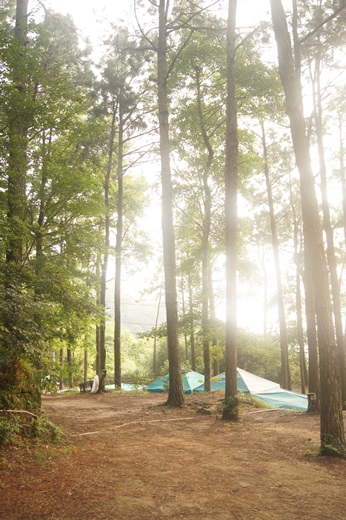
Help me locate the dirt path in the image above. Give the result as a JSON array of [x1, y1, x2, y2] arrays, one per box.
[[1, 392, 346, 519]]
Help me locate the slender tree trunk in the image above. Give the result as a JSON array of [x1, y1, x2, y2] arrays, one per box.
[[114, 105, 124, 389], [84, 350, 88, 384], [59, 348, 64, 391], [303, 266, 319, 401], [296, 263, 307, 393], [201, 255, 210, 378], [99, 276, 107, 392], [209, 268, 220, 376], [289, 179, 308, 394], [35, 130, 48, 284], [261, 121, 291, 389], [95, 250, 102, 378], [158, 0, 184, 406], [188, 273, 196, 371], [99, 106, 117, 392], [259, 245, 268, 336], [5, 0, 29, 306], [195, 67, 213, 392], [180, 277, 189, 362], [313, 50, 346, 407], [6, 0, 29, 268], [67, 348, 73, 389], [292, 0, 318, 402], [153, 287, 162, 375], [294, 238, 307, 394], [340, 114, 346, 244], [339, 113, 346, 406], [270, 0, 345, 456], [223, 0, 239, 421]]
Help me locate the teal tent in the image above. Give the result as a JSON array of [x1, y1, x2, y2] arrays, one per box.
[[194, 368, 308, 412], [147, 371, 205, 395], [194, 368, 280, 394], [253, 389, 308, 412]]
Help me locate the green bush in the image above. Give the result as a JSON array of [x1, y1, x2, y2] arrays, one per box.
[[0, 416, 21, 445], [0, 358, 41, 414], [30, 414, 63, 444], [0, 413, 63, 446]]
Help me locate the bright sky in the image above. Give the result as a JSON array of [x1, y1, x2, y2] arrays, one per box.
[[42, 0, 276, 48]]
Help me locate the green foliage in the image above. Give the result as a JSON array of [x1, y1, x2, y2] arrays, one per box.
[[0, 7, 106, 402], [104, 326, 156, 382], [0, 416, 21, 445], [238, 392, 270, 410], [237, 330, 281, 383], [29, 414, 63, 444], [0, 271, 47, 363], [304, 439, 320, 457], [0, 412, 63, 447], [0, 357, 41, 414], [138, 323, 168, 340], [320, 436, 346, 459]]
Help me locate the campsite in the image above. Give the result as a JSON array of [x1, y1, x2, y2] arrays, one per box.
[[1, 3, 346, 518], [147, 369, 309, 411], [1, 390, 346, 520]]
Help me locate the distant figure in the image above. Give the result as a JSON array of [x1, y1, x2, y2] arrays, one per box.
[[91, 374, 99, 394]]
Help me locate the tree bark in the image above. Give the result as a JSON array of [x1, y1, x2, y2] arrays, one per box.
[[99, 105, 117, 392], [35, 129, 52, 286], [290, 191, 307, 393], [67, 348, 73, 389], [158, 0, 184, 407], [114, 103, 124, 389], [188, 273, 196, 371], [209, 268, 220, 376], [313, 50, 346, 407], [84, 350, 88, 385], [180, 276, 189, 362], [223, 0, 239, 421], [95, 255, 101, 377], [270, 0, 345, 456], [195, 67, 213, 392], [261, 121, 291, 390], [6, 0, 29, 267], [292, 0, 318, 402], [339, 114, 346, 245], [153, 287, 162, 375], [59, 348, 64, 391], [303, 266, 319, 401]]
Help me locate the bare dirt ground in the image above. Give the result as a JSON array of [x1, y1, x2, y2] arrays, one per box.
[[1, 391, 346, 520]]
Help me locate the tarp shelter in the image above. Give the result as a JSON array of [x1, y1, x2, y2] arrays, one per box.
[[194, 368, 280, 394], [147, 371, 205, 395], [194, 368, 308, 412], [253, 388, 308, 412]]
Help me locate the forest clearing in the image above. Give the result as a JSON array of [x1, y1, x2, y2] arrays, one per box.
[[1, 391, 346, 520], [2, 0, 346, 495]]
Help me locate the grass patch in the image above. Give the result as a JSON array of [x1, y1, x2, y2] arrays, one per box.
[[34, 444, 70, 464], [304, 440, 320, 457], [238, 392, 272, 409]]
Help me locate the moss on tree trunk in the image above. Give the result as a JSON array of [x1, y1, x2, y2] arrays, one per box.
[[0, 358, 41, 415]]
